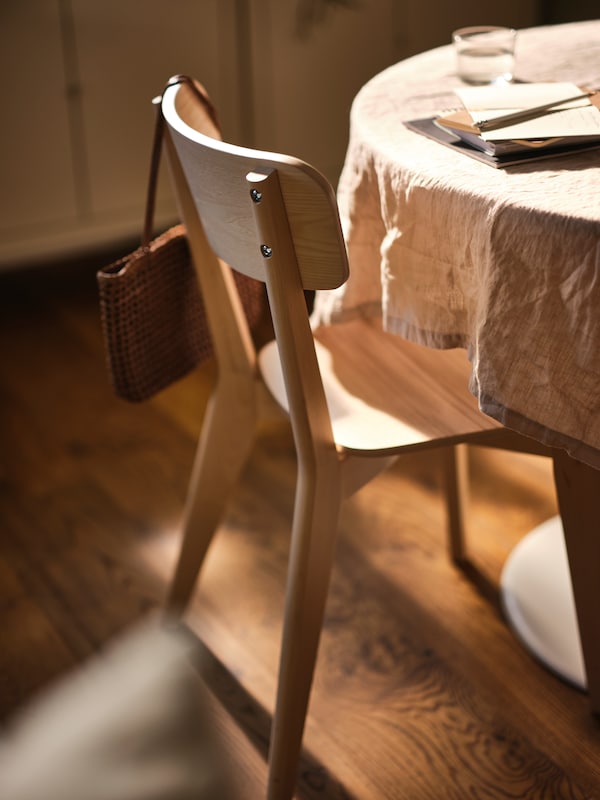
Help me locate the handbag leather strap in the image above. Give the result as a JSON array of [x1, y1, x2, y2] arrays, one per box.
[[142, 75, 220, 248]]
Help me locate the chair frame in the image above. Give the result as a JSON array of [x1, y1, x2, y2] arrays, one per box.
[[161, 80, 550, 800]]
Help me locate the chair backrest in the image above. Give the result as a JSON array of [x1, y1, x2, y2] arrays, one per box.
[[161, 79, 349, 461], [161, 81, 349, 290]]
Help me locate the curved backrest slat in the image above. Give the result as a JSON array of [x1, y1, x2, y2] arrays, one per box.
[[161, 81, 349, 291]]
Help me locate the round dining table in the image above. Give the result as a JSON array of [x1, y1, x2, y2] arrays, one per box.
[[314, 20, 600, 706]]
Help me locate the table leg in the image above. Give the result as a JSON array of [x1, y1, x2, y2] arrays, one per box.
[[501, 515, 585, 689], [553, 450, 600, 715]]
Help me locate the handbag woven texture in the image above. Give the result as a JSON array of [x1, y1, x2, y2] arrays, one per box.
[[97, 76, 264, 403]]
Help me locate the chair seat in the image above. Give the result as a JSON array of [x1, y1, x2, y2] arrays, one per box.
[[258, 315, 503, 454]]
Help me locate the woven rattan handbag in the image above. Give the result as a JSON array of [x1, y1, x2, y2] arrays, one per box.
[[97, 76, 264, 402]]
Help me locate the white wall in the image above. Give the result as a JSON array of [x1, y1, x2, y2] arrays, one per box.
[[0, 0, 541, 268]]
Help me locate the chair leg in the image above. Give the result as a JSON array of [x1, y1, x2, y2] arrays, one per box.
[[442, 444, 470, 563], [165, 377, 258, 616], [266, 458, 342, 800]]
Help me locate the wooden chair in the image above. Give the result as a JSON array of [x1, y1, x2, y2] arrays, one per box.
[[160, 78, 544, 800]]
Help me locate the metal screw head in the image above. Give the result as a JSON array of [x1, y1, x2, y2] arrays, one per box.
[[260, 244, 273, 258], [250, 188, 262, 203]]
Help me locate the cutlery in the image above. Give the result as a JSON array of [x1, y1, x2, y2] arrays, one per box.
[[476, 90, 596, 131]]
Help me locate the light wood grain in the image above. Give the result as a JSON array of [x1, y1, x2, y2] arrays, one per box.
[[161, 81, 562, 800]]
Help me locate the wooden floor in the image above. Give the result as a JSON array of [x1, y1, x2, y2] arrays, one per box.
[[1, 257, 600, 799]]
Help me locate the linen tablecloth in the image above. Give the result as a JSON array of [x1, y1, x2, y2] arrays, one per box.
[[314, 20, 600, 468]]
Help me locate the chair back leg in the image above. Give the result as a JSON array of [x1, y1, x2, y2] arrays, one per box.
[[166, 374, 259, 615], [267, 453, 342, 800]]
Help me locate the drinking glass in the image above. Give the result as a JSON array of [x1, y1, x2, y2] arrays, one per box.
[[453, 26, 517, 85]]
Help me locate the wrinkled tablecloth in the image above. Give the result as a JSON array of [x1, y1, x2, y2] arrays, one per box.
[[314, 20, 600, 468]]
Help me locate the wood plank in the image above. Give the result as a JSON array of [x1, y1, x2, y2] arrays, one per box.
[[0, 552, 78, 716], [1, 264, 599, 799]]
